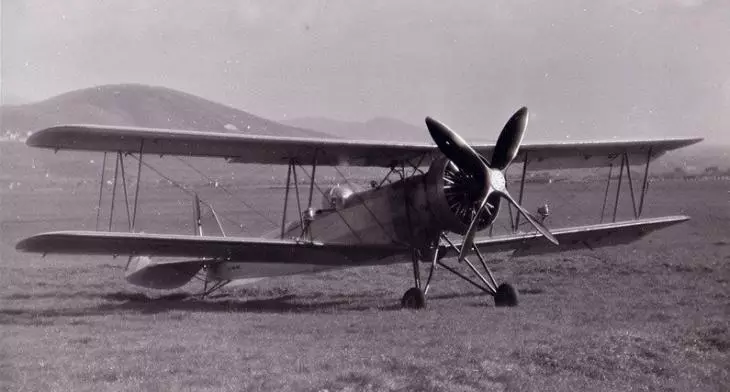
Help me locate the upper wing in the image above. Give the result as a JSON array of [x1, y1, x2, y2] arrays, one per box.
[[440, 215, 689, 258], [16, 231, 409, 266], [26, 124, 701, 169], [507, 139, 702, 170]]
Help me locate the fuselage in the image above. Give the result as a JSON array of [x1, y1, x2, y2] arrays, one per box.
[[282, 174, 435, 247], [207, 158, 501, 281], [207, 174, 438, 281]]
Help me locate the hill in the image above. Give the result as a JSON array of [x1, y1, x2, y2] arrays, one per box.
[[0, 84, 329, 141], [283, 116, 428, 142]]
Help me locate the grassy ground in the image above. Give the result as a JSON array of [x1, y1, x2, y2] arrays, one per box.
[[1, 144, 728, 391]]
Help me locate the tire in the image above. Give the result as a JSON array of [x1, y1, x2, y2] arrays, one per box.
[[494, 283, 518, 307], [401, 287, 426, 309]]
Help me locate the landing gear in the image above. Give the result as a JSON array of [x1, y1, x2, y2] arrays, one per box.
[[399, 215, 523, 308], [400, 234, 522, 308], [401, 287, 426, 309], [401, 247, 436, 310], [192, 263, 231, 298], [494, 283, 518, 307]]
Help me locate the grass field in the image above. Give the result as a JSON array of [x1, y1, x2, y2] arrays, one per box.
[[1, 143, 728, 391]]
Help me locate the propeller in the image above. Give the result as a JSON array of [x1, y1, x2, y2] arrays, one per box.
[[425, 107, 558, 263]]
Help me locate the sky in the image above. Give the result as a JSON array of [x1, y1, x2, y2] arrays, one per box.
[[2, 0, 729, 143]]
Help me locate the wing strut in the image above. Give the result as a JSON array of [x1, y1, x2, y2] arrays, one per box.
[[297, 163, 364, 243], [623, 152, 638, 218], [612, 151, 625, 222], [118, 152, 133, 230], [94, 144, 145, 233], [95, 152, 108, 230], [600, 163, 614, 223], [290, 160, 305, 231], [599, 147, 654, 223], [131, 140, 144, 230], [306, 151, 318, 210], [281, 163, 293, 239], [278, 159, 365, 244], [513, 151, 529, 230], [108, 150, 120, 231], [638, 147, 653, 217]]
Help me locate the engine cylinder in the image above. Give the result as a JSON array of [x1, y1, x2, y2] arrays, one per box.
[[425, 157, 500, 235]]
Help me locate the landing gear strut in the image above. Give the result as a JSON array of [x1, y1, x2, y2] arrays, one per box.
[[401, 235, 521, 309], [401, 246, 439, 309], [192, 263, 231, 298], [402, 248, 429, 309]]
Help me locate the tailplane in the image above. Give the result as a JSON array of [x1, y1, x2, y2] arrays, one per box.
[[125, 256, 204, 289]]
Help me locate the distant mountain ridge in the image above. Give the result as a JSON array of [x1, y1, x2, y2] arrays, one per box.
[[283, 116, 430, 142], [1, 84, 440, 142], [0, 84, 330, 141], [2, 84, 725, 173]]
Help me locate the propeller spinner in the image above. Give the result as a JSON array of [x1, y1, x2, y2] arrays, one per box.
[[425, 107, 559, 262]]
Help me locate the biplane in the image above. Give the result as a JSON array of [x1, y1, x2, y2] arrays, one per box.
[[15, 107, 702, 308]]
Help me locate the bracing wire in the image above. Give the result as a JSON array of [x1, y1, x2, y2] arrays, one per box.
[[332, 165, 397, 243], [173, 157, 278, 227], [126, 154, 274, 233]]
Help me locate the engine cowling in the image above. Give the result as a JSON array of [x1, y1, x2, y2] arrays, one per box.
[[425, 157, 501, 235]]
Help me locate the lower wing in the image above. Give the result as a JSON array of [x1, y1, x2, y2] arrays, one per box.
[[17, 216, 687, 265], [441, 215, 689, 258], [16, 232, 409, 266]]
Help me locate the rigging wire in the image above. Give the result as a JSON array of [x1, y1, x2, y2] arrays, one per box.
[[296, 164, 364, 243], [173, 157, 278, 227], [332, 165, 398, 243], [125, 154, 273, 233]]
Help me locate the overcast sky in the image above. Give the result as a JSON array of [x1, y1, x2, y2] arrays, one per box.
[[2, 1, 729, 143]]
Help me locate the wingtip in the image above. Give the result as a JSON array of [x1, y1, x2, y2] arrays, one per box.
[[15, 236, 33, 252], [14, 232, 61, 253], [687, 137, 704, 146], [24, 125, 69, 148], [25, 129, 43, 148]]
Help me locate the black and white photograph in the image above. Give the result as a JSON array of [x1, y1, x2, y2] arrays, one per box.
[[1, 1, 728, 391]]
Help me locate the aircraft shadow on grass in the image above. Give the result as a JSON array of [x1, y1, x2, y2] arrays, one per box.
[[0, 290, 485, 323]]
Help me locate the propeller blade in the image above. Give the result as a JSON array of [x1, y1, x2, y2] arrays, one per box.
[[457, 193, 491, 263], [491, 107, 529, 170], [499, 191, 559, 246], [425, 117, 488, 187]]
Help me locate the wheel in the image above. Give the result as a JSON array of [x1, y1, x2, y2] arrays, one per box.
[[494, 283, 518, 307], [401, 287, 426, 309]]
